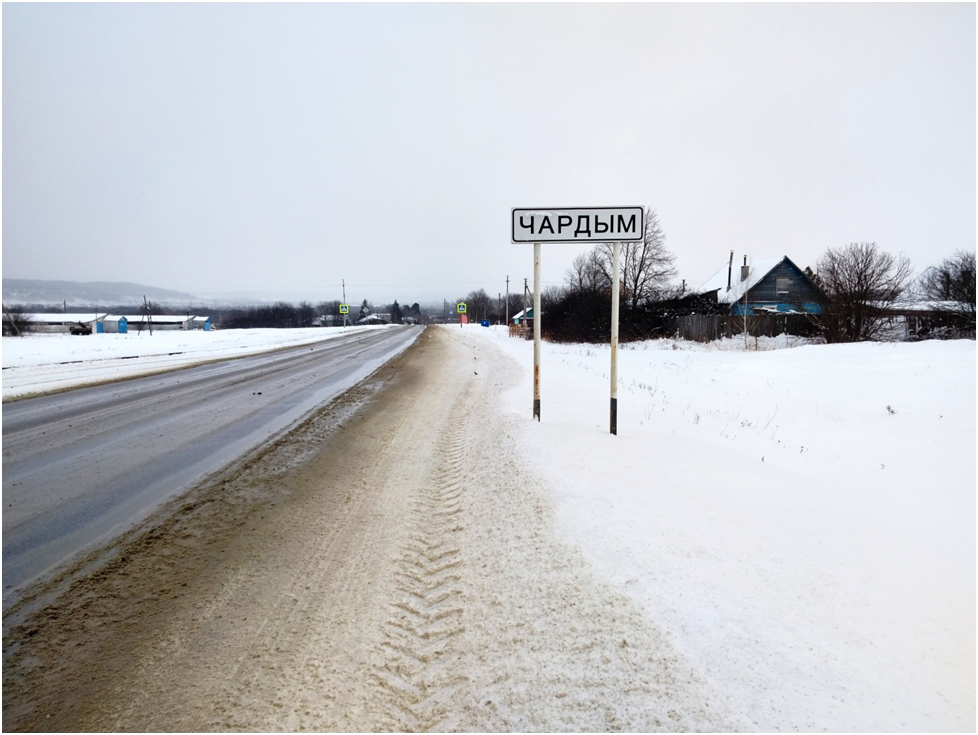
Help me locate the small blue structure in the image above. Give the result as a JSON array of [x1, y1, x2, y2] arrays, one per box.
[[102, 316, 128, 334]]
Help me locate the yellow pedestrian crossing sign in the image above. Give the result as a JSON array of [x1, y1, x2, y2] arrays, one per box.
[[457, 303, 467, 314], [339, 304, 349, 314]]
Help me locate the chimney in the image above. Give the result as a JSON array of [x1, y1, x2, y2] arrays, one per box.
[[741, 255, 749, 282], [726, 251, 734, 291]]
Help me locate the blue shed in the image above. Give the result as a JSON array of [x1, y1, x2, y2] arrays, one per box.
[[102, 316, 128, 334]]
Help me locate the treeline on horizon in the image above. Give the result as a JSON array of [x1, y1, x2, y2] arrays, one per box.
[[5, 298, 434, 330], [217, 299, 427, 329]]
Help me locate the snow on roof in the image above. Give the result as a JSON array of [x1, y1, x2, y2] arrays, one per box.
[[697, 257, 785, 304], [121, 314, 193, 324], [26, 313, 104, 323]]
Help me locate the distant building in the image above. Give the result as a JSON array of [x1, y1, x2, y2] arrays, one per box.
[[25, 313, 213, 334], [27, 313, 104, 334], [101, 315, 128, 334], [697, 255, 828, 315]]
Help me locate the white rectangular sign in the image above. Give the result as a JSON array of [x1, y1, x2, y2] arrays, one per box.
[[511, 206, 644, 243]]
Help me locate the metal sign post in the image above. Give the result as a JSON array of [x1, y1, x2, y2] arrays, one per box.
[[533, 242, 541, 421], [512, 206, 643, 433], [610, 240, 621, 435]]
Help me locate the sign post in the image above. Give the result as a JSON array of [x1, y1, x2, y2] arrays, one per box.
[[610, 241, 620, 435], [512, 206, 643, 432], [533, 241, 541, 420]]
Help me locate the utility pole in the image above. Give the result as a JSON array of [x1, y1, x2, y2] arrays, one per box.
[[142, 295, 153, 336], [505, 275, 510, 329]]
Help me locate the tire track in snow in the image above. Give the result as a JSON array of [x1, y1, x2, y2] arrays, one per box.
[[373, 399, 469, 731]]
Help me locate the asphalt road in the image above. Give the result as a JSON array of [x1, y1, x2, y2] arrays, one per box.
[[1, 325, 420, 608]]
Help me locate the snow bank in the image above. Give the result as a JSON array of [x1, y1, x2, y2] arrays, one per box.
[[462, 325, 975, 732]]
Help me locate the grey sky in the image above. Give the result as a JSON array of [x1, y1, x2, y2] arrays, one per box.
[[3, 3, 974, 305]]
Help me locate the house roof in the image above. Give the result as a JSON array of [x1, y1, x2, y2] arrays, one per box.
[[27, 313, 105, 323], [121, 315, 193, 324], [697, 257, 787, 304]]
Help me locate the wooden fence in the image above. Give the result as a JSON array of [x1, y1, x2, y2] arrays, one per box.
[[668, 313, 820, 342]]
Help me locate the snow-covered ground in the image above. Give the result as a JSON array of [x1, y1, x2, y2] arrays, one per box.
[[3, 326, 974, 730], [466, 326, 975, 732], [0, 326, 385, 400]]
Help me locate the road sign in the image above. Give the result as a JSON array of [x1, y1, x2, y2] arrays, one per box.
[[511, 206, 645, 243], [457, 303, 467, 314], [514, 205, 643, 433], [339, 304, 349, 314]]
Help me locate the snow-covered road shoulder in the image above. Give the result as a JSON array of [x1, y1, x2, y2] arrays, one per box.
[[461, 326, 975, 732]]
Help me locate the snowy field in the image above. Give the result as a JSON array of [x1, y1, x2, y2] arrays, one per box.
[[0, 326, 386, 400], [465, 326, 975, 732], [2, 326, 975, 730]]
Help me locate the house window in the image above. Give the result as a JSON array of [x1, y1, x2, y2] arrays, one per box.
[[776, 277, 790, 295]]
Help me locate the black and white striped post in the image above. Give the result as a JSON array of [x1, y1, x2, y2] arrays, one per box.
[[512, 206, 644, 434], [610, 239, 621, 435], [533, 241, 541, 421]]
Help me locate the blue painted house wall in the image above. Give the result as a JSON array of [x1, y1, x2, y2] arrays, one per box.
[[702, 256, 829, 315], [732, 259, 827, 315]]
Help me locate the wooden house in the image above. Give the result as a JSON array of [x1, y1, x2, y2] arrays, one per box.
[[698, 255, 828, 315]]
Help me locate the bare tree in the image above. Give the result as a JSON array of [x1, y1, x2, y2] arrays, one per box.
[[565, 249, 606, 294], [317, 300, 342, 316], [2, 304, 34, 336], [541, 285, 566, 312], [295, 301, 315, 328], [917, 251, 976, 317], [592, 208, 677, 308], [462, 288, 493, 321], [816, 242, 913, 342]]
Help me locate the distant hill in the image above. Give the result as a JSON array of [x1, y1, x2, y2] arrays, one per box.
[[2, 279, 201, 308]]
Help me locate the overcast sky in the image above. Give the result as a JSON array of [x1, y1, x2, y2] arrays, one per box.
[[3, 3, 975, 306]]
